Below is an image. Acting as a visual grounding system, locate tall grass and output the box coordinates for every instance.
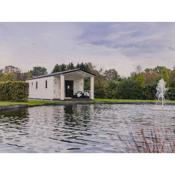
[118,129,175,153]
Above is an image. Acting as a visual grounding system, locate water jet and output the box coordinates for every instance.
[156,79,168,107]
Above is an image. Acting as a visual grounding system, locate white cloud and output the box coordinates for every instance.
[0,22,175,76]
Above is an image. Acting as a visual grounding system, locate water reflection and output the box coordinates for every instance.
[0,104,175,152]
[63,105,93,128]
[0,109,29,152]
[0,108,29,125]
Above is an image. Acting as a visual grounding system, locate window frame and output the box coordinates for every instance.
[36,81,38,89]
[45,80,48,89]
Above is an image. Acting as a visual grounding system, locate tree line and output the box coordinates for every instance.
[0,63,175,100]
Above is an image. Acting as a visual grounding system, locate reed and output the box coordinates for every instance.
[119,129,175,153]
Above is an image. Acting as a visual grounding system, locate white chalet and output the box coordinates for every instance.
[26,68,95,100]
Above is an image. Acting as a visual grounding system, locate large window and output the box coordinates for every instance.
[45,80,48,88]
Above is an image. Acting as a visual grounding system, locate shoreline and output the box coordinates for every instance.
[0,99,175,111]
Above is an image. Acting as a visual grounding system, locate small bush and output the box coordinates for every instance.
[0,81,28,101]
[95,87,106,98]
[167,88,175,100]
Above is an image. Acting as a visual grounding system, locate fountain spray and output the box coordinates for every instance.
[156,79,168,107]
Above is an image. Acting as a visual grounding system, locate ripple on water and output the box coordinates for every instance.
[0,104,175,152]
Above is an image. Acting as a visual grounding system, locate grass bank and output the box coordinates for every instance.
[95,99,157,103]
[95,98,175,104]
[0,100,67,107]
[1,99,175,110]
[0,100,95,109]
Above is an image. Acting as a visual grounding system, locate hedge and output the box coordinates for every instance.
[167,88,175,100]
[0,81,28,101]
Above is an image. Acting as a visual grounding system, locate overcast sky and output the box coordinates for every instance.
[0,22,175,76]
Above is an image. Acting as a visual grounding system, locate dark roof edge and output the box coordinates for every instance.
[27,68,96,80]
[78,69,96,76]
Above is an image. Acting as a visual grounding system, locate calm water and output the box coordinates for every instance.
[0,104,175,153]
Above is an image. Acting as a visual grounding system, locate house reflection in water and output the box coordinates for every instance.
[63,105,95,128]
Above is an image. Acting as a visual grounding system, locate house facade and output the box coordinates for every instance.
[3,65,21,73]
[26,68,95,100]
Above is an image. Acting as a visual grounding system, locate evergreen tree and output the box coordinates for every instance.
[67,62,75,70]
[52,64,61,73]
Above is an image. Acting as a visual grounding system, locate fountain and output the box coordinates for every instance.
[156,79,168,107]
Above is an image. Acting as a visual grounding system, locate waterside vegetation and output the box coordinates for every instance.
[1,99,175,109]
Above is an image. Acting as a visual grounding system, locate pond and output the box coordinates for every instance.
[0,104,175,153]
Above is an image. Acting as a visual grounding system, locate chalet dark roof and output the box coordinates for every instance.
[28,68,95,80]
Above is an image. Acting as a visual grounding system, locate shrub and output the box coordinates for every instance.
[117,78,144,99]
[95,87,106,98]
[0,81,28,101]
[167,88,175,100]
[105,80,119,99]
[143,84,157,100]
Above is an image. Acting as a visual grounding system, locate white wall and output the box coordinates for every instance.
[53,76,61,99]
[27,76,54,99]
[73,78,84,94]
[27,73,91,100]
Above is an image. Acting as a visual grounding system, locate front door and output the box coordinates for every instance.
[65,80,74,97]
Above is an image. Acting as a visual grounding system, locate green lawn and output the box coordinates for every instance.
[1,99,175,108]
[0,99,94,107]
[0,101,27,106]
[95,98,175,104]
[0,100,62,107]
[95,99,175,104]
[95,99,157,103]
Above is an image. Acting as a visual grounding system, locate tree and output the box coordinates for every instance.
[52,64,61,73]
[132,72,145,88]
[169,67,175,87]
[30,67,48,77]
[0,71,33,81]
[104,69,120,81]
[0,73,16,81]
[105,80,119,98]
[143,84,157,100]
[117,78,144,99]
[21,71,33,80]
[167,87,175,100]
[67,62,75,70]
[60,64,67,71]
[76,62,93,72]
[52,63,67,73]
[153,66,170,85]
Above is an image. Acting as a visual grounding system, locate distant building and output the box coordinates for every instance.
[3,66,21,73]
